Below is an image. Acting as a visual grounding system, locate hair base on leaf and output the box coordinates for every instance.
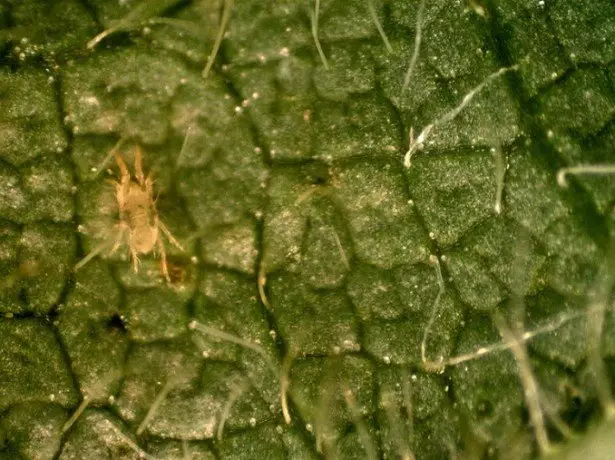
[556,164,615,188]
[106,420,156,459]
[217,379,250,440]
[422,307,595,372]
[136,378,178,436]
[62,395,91,433]
[85,0,184,49]
[188,320,292,425]
[203,0,234,78]
[404,64,518,168]
[367,0,392,53]
[381,375,416,460]
[310,0,329,70]
[280,352,294,425]
[343,387,378,460]
[420,254,445,366]
[188,320,277,373]
[400,0,425,97]
[585,249,615,418]
[258,266,272,311]
[87,28,115,50]
[492,146,507,215]
[494,313,552,456]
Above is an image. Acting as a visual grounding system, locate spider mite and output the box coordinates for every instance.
[75,145,184,282]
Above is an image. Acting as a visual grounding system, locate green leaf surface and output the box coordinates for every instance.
[1,0,615,459]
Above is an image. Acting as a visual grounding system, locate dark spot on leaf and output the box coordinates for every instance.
[476,399,493,418]
[107,313,127,333]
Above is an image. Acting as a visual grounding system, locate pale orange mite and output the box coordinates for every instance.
[75,145,184,281]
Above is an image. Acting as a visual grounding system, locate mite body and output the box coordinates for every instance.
[115,147,158,257]
[76,145,183,282]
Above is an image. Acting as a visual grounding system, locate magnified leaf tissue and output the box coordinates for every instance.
[1,0,615,459]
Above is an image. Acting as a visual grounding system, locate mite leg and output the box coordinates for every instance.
[157,237,171,282]
[75,223,128,272]
[114,154,131,208]
[74,240,110,272]
[134,144,145,186]
[92,138,127,178]
[145,175,154,202]
[158,220,184,251]
[126,233,140,273]
[130,249,140,273]
[115,151,130,180]
[109,222,128,255]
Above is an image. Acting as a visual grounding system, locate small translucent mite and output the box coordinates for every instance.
[75,145,184,282]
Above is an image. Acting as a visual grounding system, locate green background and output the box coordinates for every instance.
[1,0,615,458]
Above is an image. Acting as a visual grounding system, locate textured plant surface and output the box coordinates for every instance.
[1,0,615,459]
